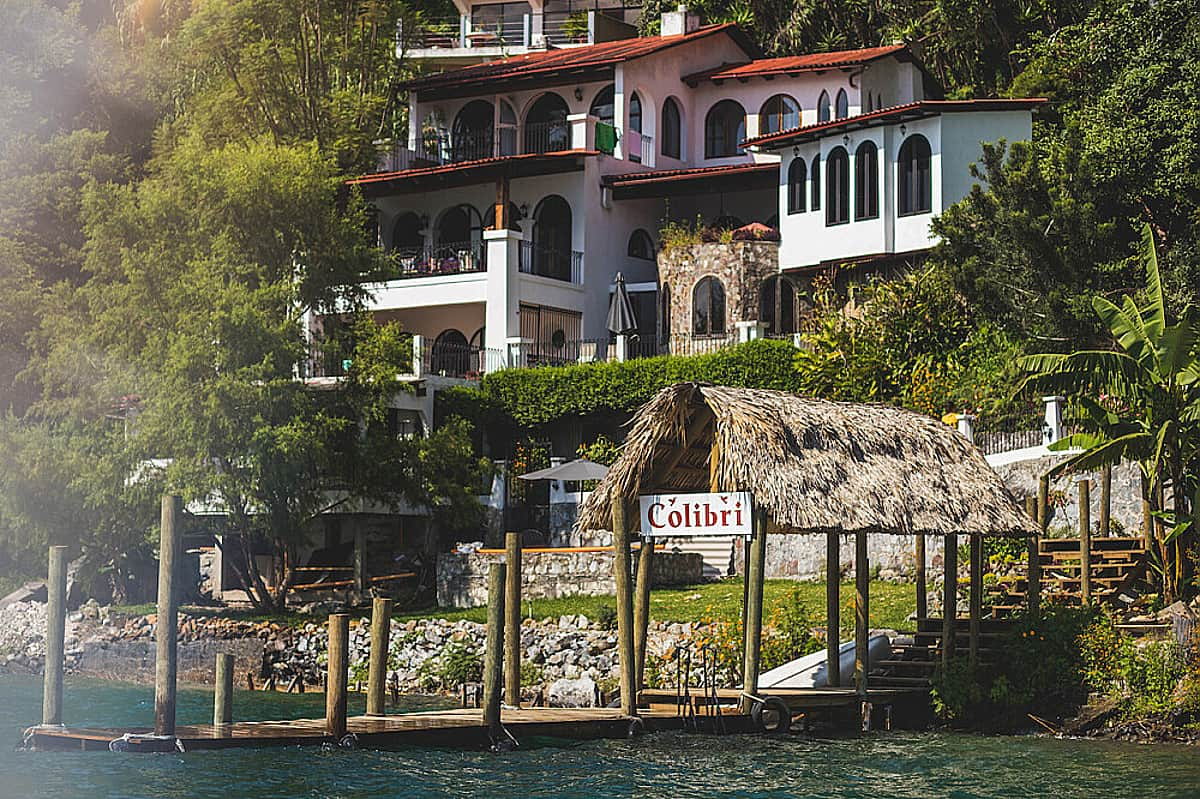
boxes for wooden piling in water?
[611,497,636,717]
[968,536,982,667]
[1079,479,1092,604]
[214,653,234,726]
[825,531,841,688]
[42,545,68,726]
[854,530,870,695]
[325,614,349,739]
[942,534,957,667]
[633,537,655,690]
[155,495,182,737]
[483,562,506,738]
[504,532,521,707]
[740,509,767,714]
[914,533,927,622]
[366,597,393,716]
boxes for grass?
[112,579,917,636]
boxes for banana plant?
[1019,225,1200,600]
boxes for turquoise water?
[2,676,1199,799]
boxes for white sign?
[639,491,753,538]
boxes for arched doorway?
[391,212,424,255]
[532,195,573,281]
[431,329,471,376]
[452,100,494,161]
[434,205,484,272]
[759,276,798,335]
[524,93,570,154]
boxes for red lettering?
[705,504,719,527]
[648,502,666,528]
[720,509,731,526]
[668,510,682,527]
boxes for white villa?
[325,5,1041,381]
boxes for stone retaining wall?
[436,548,703,609]
[992,457,1143,535]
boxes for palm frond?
[1017,350,1146,397]
[1049,431,1154,476]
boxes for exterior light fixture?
[518,203,529,218]
[574,87,584,101]
[842,134,850,147]
[900,123,907,136]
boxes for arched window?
[431,329,470,376]
[787,157,807,215]
[835,89,849,119]
[434,205,483,272]
[391,212,424,254]
[524,92,570,154]
[817,91,831,123]
[629,91,643,163]
[498,99,518,156]
[627,229,654,259]
[825,146,849,226]
[854,141,879,220]
[436,204,482,245]
[532,195,573,281]
[661,98,682,159]
[692,276,726,336]
[589,84,615,125]
[759,94,800,135]
[810,155,821,210]
[452,100,494,162]
[760,276,797,335]
[659,283,671,345]
[484,201,522,231]
[898,134,932,216]
[704,100,746,159]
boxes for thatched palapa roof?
[576,383,1036,538]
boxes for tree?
[30,135,425,610]
[1020,226,1200,600]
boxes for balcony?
[518,241,583,283]
[384,240,487,280]
[399,7,642,58]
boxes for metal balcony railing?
[387,240,487,279]
[522,120,572,155]
[517,241,583,283]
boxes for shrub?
[596,603,618,631]
[416,640,483,692]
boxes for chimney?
[661,4,700,36]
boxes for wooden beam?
[504,531,522,707]
[367,597,393,716]
[494,178,510,230]
[325,614,349,738]
[1079,479,1092,604]
[633,535,655,691]
[42,545,68,726]
[1099,465,1112,537]
[1030,476,1048,615]
[612,496,637,717]
[914,533,927,621]
[648,409,713,487]
[740,508,768,714]
[969,536,982,667]
[854,530,869,695]
[942,534,957,668]
[214,653,234,726]
[155,495,182,738]
[483,563,506,739]
[708,433,721,493]
[826,532,841,688]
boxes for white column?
[1042,395,1065,445]
[485,229,523,360]
[568,113,598,151]
[615,334,629,361]
[411,333,424,377]
[735,321,765,343]
[957,413,976,443]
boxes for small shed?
[575,383,1038,712]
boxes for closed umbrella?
[606,272,638,336]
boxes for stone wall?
[735,533,946,581]
[992,456,1144,535]
[436,548,703,608]
[657,241,780,345]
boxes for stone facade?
[735,533,946,582]
[656,241,781,347]
[436,548,703,608]
[992,456,1144,535]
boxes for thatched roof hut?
[576,383,1035,538]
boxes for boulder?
[547,675,597,708]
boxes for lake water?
[1,675,1198,799]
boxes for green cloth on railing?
[595,122,619,155]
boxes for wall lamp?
[574,87,584,101]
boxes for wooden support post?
[825,531,841,688]
[155,494,182,737]
[483,562,506,738]
[611,497,637,717]
[1099,465,1112,538]
[1024,495,1038,521]
[914,533,927,621]
[504,531,522,707]
[325,613,349,739]
[633,536,655,690]
[969,536,983,667]
[854,529,870,695]
[353,522,367,596]
[1141,471,1153,548]
[1030,476,1048,615]
[366,597,393,716]
[740,509,768,714]
[1079,479,1092,605]
[494,178,510,230]
[941,534,957,668]
[214,653,234,726]
[42,545,68,726]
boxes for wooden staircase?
[872,618,1011,689]
[988,536,1149,616]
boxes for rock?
[547,675,597,708]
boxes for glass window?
[692,276,726,336]
[825,147,849,226]
[629,92,642,132]
[899,134,932,216]
[759,276,797,335]
[704,100,746,159]
[627,228,654,259]
[759,94,800,135]
[811,155,821,210]
[817,91,831,123]
[589,84,615,125]
[854,141,879,220]
[787,158,807,215]
[661,98,681,159]
[835,89,849,119]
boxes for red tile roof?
[682,45,909,85]
[402,24,759,99]
[601,162,777,188]
[601,162,778,199]
[348,151,597,196]
[744,99,1048,149]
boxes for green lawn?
[114,579,917,635]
